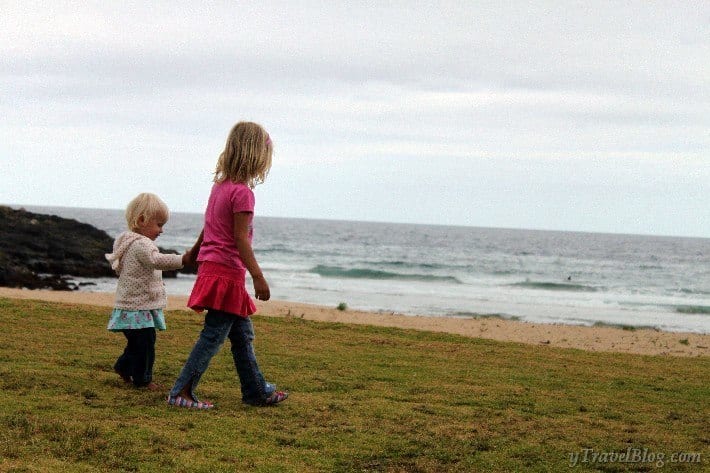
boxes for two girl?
[108,121,287,409]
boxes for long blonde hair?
[214,121,273,188]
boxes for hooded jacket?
[105,231,183,310]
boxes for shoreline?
[2,287,708,357]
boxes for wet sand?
[1,287,708,357]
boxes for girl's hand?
[182,249,196,268]
[253,274,270,301]
[183,229,204,269]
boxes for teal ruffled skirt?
[107,308,166,331]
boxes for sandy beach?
[2,287,708,357]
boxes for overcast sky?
[1,1,708,237]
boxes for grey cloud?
[1,1,708,236]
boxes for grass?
[0,297,708,472]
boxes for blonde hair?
[214,121,273,188]
[125,193,169,232]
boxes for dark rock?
[0,206,196,290]
[178,263,197,275]
[0,206,115,290]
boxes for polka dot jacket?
[105,231,184,310]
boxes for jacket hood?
[105,231,145,273]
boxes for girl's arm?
[185,229,204,268]
[233,212,270,301]
[135,240,184,271]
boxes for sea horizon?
[6,202,709,241]
[5,204,710,334]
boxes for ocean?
[19,205,710,334]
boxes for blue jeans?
[169,310,274,404]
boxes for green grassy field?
[0,297,707,472]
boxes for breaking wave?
[310,265,462,284]
[510,280,598,292]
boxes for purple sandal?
[167,395,214,410]
[264,391,289,405]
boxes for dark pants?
[114,328,156,387]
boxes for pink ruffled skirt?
[188,261,256,317]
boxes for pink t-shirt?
[197,181,255,270]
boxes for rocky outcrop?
[0,206,197,290]
[0,206,117,290]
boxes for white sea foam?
[28,205,710,333]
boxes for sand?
[1,287,708,357]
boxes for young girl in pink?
[168,121,288,409]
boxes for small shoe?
[263,391,289,406]
[167,395,214,410]
[115,368,132,384]
[145,382,162,391]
